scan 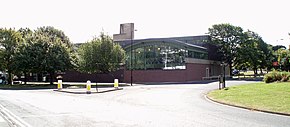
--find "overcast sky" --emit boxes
[1,0,289,47]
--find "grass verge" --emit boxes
[207,82,290,115]
[0,84,55,89]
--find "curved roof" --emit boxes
[123,38,207,52]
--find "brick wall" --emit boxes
[124,63,221,83]
[63,69,124,83]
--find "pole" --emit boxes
[223,64,226,88]
[130,30,133,86]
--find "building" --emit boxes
[113,23,226,83]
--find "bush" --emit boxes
[264,71,290,83]
[281,72,290,82]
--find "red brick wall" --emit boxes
[186,63,208,81]
[63,69,124,83]
[124,63,214,83]
[63,63,221,83]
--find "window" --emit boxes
[126,41,208,70]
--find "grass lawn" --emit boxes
[0,84,55,89]
[207,82,290,114]
[0,82,129,89]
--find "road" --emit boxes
[0,81,289,127]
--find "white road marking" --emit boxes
[0,104,32,127]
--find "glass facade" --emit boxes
[126,41,208,70]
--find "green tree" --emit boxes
[264,44,275,72]
[272,45,286,51]
[275,48,290,71]
[77,33,125,77]
[35,26,71,46]
[32,27,73,85]
[11,28,34,84]
[208,23,244,76]
[0,28,23,84]
[235,30,270,74]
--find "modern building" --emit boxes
[113,23,226,83]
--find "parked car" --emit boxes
[232,69,240,75]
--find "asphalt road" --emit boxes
[0,81,289,127]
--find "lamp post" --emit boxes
[220,62,227,88]
[130,32,133,86]
[130,29,136,86]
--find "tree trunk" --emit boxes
[24,72,27,85]
[8,71,12,85]
[37,73,42,82]
[253,68,257,77]
[95,73,98,91]
[49,72,54,85]
[229,62,233,77]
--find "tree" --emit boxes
[235,30,270,74]
[11,28,34,84]
[275,48,290,71]
[208,24,244,76]
[35,26,71,47]
[9,27,72,85]
[263,44,275,72]
[77,33,125,77]
[0,28,23,84]
[272,45,286,51]
[32,27,73,85]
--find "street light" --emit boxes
[130,29,137,86]
[220,62,227,88]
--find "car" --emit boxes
[232,69,240,75]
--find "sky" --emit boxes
[1,0,289,47]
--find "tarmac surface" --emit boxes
[0,80,289,127]
[0,114,10,127]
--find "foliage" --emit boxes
[235,30,272,74]
[10,28,34,84]
[208,24,278,74]
[77,32,125,74]
[263,71,290,83]
[31,27,73,84]
[35,26,72,47]
[273,48,290,71]
[281,71,290,82]
[8,27,73,85]
[208,23,244,76]
[272,45,286,51]
[0,28,23,84]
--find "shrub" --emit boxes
[263,71,290,83]
[280,72,290,82]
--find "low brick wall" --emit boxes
[124,63,221,83]
[63,70,124,83]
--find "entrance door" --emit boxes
[206,68,209,77]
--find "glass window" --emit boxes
[126,41,208,70]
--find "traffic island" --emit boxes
[54,79,127,94]
[206,82,290,116]
[54,87,123,94]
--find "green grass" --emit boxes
[208,82,290,114]
[0,82,129,89]
[0,84,55,89]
